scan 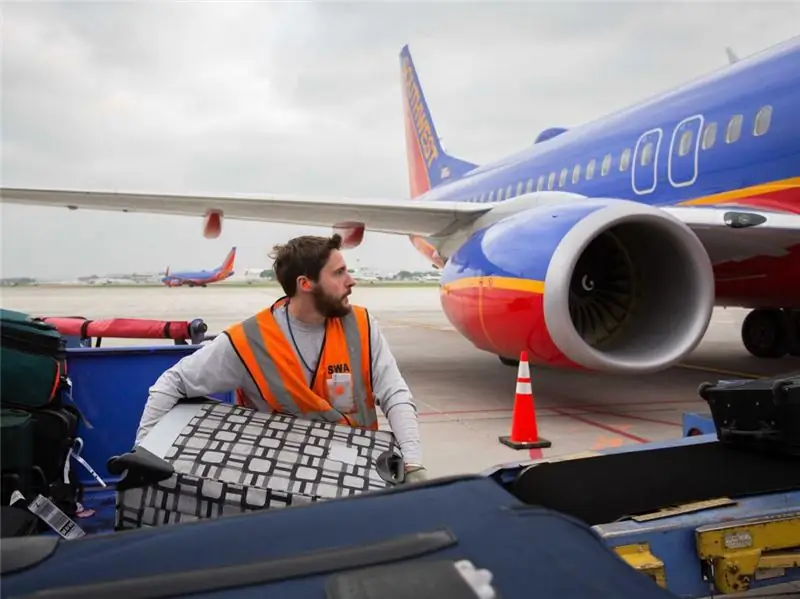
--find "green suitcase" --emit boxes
[0,308,68,409]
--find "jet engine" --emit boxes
[440,199,715,374]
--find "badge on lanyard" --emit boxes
[328,372,355,413]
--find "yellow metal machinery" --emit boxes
[695,511,800,594]
[595,475,800,597]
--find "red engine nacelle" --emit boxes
[203,210,223,239]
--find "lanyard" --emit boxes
[285,304,315,375]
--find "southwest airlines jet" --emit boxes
[161,246,236,287]
[2,38,799,375]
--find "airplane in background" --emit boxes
[2,36,799,374]
[161,246,236,287]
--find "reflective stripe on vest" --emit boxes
[225,300,377,430]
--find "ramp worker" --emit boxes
[134,234,427,483]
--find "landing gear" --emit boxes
[741,308,800,358]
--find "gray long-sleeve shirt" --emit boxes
[135,306,423,465]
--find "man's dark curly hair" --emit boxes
[270,234,343,297]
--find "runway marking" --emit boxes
[535,407,652,444]
[528,447,544,460]
[415,398,700,418]
[676,363,761,379]
[590,435,627,450]
[570,407,682,427]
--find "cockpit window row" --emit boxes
[462,105,772,203]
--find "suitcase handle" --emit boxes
[107,446,175,491]
[375,451,405,485]
[699,377,794,406]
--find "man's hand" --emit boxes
[403,465,428,484]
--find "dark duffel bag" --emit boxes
[0,405,85,537]
[0,475,679,599]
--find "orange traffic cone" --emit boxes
[499,351,552,450]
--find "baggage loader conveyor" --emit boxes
[483,433,800,598]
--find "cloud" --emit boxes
[1,1,798,278]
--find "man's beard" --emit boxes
[312,286,351,318]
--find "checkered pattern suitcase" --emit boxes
[108,399,404,530]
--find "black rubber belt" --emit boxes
[512,441,800,526]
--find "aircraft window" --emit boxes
[754,105,772,136]
[572,164,581,184]
[548,172,555,189]
[601,154,612,175]
[619,149,631,171]
[640,142,654,166]
[526,179,533,193]
[586,159,596,179]
[559,168,568,187]
[497,188,505,201]
[517,181,524,196]
[507,185,514,198]
[701,122,717,150]
[726,114,743,143]
[537,175,544,191]
[488,190,494,202]
[678,130,693,157]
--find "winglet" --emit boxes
[400,45,478,198]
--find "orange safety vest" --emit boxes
[224,297,378,430]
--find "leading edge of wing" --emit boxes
[0,187,492,238]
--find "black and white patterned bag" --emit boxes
[108,399,404,530]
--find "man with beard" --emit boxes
[134,234,426,482]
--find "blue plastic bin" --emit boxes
[65,344,234,487]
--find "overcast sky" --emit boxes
[2,1,799,279]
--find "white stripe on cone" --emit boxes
[516,381,532,395]
[517,359,530,379]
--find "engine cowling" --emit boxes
[439,198,715,374]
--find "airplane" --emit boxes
[2,36,799,375]
[161,246,236,287]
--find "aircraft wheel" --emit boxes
[498,355,520,367]
[741,309,791,358]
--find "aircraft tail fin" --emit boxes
[220,247,236,274]
[400,45,479,198]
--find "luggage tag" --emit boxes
[67,438,107,488]
[10,490,86,540]
[327,372,356,414]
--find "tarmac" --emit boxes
[4,284,799,477]
[3,284,800,598]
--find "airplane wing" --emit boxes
[0,187,491,239]
[3,187,798,265]
[662,205,800,263]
